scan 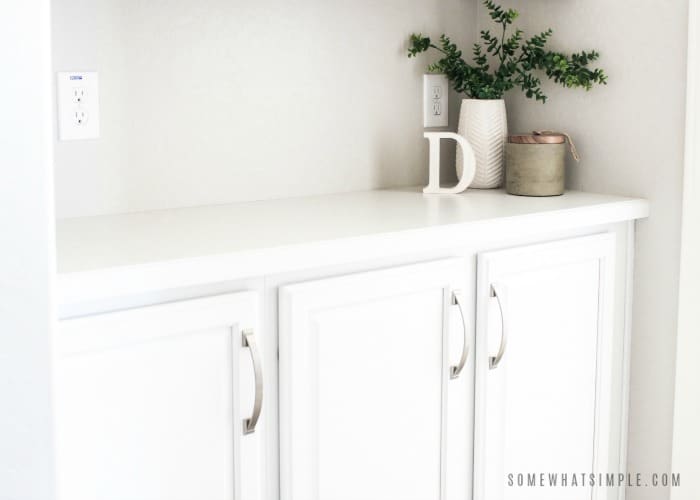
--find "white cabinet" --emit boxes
[474,234,617,500]
[47,190,645,500]
[54,292,265,500]
[279,259,474,500]
[54,233,627,500]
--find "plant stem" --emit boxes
[430,43,448,55]
[497,20,507,73]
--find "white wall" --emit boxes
[476,2,688,499]
[672,2,700,499]
[0,1,57,499]
[52,0,476,218]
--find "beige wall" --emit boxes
[672,2,700,499]
[476,1,688,499]
[51,0,476,218]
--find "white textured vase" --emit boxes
[456,99,508,189]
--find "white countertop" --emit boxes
[56,187,649,304]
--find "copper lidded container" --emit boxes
[505,133,567,196]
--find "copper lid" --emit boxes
[509,133,566,144]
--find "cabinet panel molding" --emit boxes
[55,292,264,500]
[474,234,618,500]
[279,259,474,500]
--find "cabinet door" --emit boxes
[474,234,616,500]
[55,292,265,500]
[279,259,474,500]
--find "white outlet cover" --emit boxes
[57,71,100,141]
[423,74,449,128]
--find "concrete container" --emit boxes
[505,134,567,196]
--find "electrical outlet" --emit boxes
[72,87,87,104]
[73,109,88,126]
[423,74,448,128]
[57,72,99,141]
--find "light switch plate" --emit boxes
[57,71,100,141]
[423,74,448,128]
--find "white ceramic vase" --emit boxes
[456,99,508,189]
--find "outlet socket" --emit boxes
[72,87,87,104]
[74,109,88,126]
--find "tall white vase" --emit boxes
[456,99,508,189]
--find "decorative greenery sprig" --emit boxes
[408,0,607,102]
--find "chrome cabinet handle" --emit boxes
[242,329,263,435]
[450,290,470,379]
[489,283,508,370]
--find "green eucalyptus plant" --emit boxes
[408,0,607,102]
